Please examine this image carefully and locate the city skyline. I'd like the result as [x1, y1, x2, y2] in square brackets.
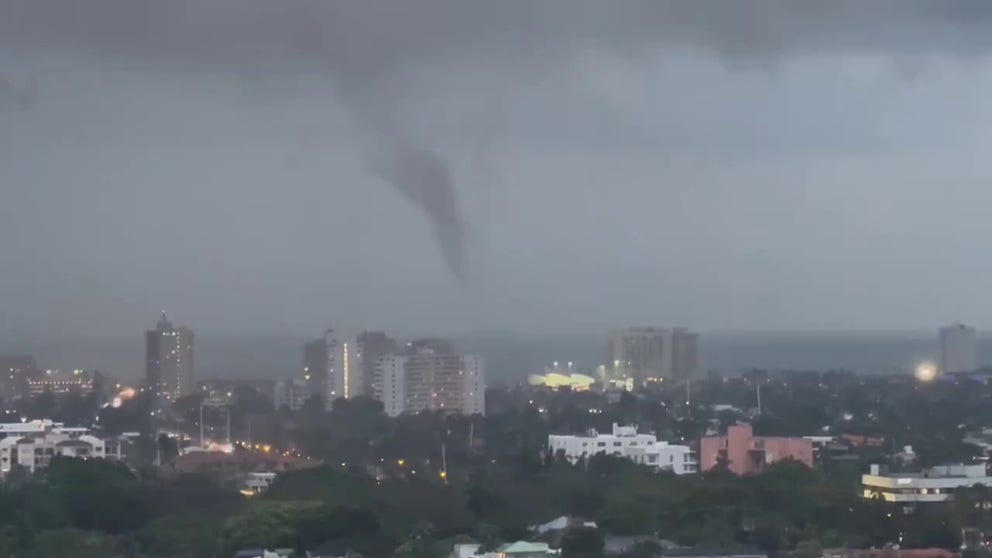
[7, 3, 992, 556]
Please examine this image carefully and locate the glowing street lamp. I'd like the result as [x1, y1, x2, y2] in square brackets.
[915, 362, 938, 382]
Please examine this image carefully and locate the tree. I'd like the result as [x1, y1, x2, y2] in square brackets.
[26, 528, 119, 558]
[795, 538, 823, 558]
[466, 485, 507, 521]
[296, 506, 380, 554]
[396, 525, 445, 558]
[157, 433, 179, 463]
[561, 527, 604, 558]
[46, 457, 154, 534]
[218, 501, 320, 556]
[139, 517, 221, 558]
[598, 494, 655, 535]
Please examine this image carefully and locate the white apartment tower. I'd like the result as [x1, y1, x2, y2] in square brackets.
[371, 343, 485, 417]
[375, 355, 408, 417]
[940, 324, 978, 374]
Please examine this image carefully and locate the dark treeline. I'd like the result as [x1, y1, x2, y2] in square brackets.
[4, 370, 992, 556]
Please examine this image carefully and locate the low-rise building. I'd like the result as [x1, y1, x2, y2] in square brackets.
[240, 471, 278, 496]
[274, 379, 312, 411]
[699, 423, 813, 475]
[530, 516, 598, 535]
[548, 423, 697, 475]
[862, 463, 992, 503]
[453, 541, 558, 558]
[27, 369, 95, 396]
[0, 425, 126, 475]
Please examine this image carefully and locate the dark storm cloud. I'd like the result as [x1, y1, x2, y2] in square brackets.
[5, 1, 992, 65]
[0, 74, 36, 109]
[4, 1, 992, 279]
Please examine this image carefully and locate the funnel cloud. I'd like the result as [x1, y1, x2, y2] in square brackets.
[368, 143, 467, 280]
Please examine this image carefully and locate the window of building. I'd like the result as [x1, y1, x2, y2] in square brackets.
[648, 455, 658, 463]
[597, 442, 606, 447]
[613, 441, 621, 447]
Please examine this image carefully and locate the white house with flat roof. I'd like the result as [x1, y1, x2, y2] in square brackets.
[453, 541, 558, 558]
[0, 419, 91, 438]
[862, 463, 992, 503]
[548, 423, 697, 475]
[0, 420, 126, 476]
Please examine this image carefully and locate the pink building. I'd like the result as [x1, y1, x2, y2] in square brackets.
[699, 423, 813, 475]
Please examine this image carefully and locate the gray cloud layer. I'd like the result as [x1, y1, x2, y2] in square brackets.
[4, 1, 992, 337]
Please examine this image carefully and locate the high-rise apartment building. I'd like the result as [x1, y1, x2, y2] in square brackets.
[145, 313, 195, 402]
[371, 340, 485, 417]
[336, 339, 362, 402]
[461, 355, 486, 416]
[302, 336, 331, 399]
[608, 327, 698, 386]
[671, 329, 699, 383]
[304, 329, 340, 404]
[375, 355, 407, 417]
[357, 331, 397, 399]
[304, 329, 367, 408]
[940, 324, 978, 374]
[0, 355, 37, 399]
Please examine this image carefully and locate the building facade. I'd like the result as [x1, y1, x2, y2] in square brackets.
[274, 379, 311, 411]
[371, 343, 485, 417]
[548, 423, 697, 475]
[699, 423, 813, 475]
[862, 463, 992, 504]
[357, 331, 397, 399]
[27, 369, 95, 396]
[608, 327, 698, 386]
[302, 336, 331, 400]
[462, 355, 486, 416]
[0, 420, 127, 475]
[404, 343, 466, 414]
[336, 339, 362, 401]
[146, 313, 195, 402]
[0, 355, 37, 399]
[940, 324, 977, 374]
[374, 355, 407, 417]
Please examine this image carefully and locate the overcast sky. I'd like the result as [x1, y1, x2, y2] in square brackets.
[4, 1, 992, 339]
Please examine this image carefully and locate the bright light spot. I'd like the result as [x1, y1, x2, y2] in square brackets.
[915, 362, 938, 382]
